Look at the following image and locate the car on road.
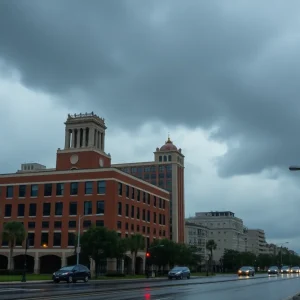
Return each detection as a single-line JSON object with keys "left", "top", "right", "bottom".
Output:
{"left": 290, "top": 266, "right": 300, "bottom": 274}
{"left": 268, "top": 266, "right": 279, "bottom": 275}
{"left": 280, "top": 266, "right": 291, "bottom": 274}
{"left": 52, "top": 264, "right": 91, "bottom": 283}
{"left": 237, "top": 266, "right": 255, "bottom": 277}
{"left": 168, "top": 266, "right": 191, "bottom": 280}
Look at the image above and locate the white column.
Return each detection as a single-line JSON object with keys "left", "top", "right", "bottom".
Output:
{"left": 71, "top": 129, "right": 75, "bottom": 148}
{"left": 82, "top": 128, "right": 86, "bottom": 148}
{"left": 61, "top": 253, "right": 66, "bottom": 267}
{"left": 101, "top": 133, "right": 105, "bottom": 151}
{"left": 97, "top": 131, "right": 100, "bottom": 149}
{"left": 88, "top": 127, "right": 94, "bottom": 147}
{"left": 76, "top": 129, "right": 80, "bottom": 148}
{"left": 34, "top": 253, "right": 40, "bottom": 274}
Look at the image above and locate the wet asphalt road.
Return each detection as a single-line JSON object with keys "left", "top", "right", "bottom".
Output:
{"left": 1, "top": 274, "right": 300, "bottom": 300}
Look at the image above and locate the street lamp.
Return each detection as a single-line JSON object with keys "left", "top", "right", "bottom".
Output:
{"left": 21, "top": 238, "right": 29, "bottom": 282}
{"left": 289, "top": 166, "right": 300, "bottom": 171}
{"left": 76, "top": 214, "right": 98, "bottom": 265}
{"left": 277, "top": 242, "right": 289, "bottom": 267}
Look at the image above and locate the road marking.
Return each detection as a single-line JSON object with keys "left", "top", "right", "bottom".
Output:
{"left": 0, "top": 288, "right": 42, "bottom": 293}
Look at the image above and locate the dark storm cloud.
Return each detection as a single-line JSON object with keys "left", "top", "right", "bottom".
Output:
{"left": 1, "top": 0, "right": 300, "bottom": 176}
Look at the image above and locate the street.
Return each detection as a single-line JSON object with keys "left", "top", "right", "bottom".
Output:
{"left": 1, "top": 274, "right": 300, "bottom": 300}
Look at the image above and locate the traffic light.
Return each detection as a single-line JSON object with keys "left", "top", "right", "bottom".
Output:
{"left": 146, "top": 252, "right": 150, "bottom": 258}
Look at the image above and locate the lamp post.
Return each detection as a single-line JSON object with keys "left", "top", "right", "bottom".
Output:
{"left": 277, "top": 242, "right": 289, "bottom": 267}
{"left": 76, "top": 214, "right": 98, "bottom": 265}
{"left": 21, "top": 238, "right": 29, "bottom": 282}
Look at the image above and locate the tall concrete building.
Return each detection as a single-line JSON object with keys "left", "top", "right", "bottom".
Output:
{"left": 245, "top": 229, "right": 266, "bottom": 255}
{"left": 113, "top": 136, "right": 185, "bottom": 243}
{"left": 185, "top": 222, "right": 208, "bottom": 260}
{"left": 187, "top": 211, "right": 246, "bottom": 262}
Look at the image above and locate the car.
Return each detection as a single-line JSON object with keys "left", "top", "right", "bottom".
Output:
{"left": 268, "top": 266, "right": 279, "bottom": 275}
{"left": 290, "top": 266, "right": 300, "bottom": 274}
{"left": 168, "top": 266, "right": 191, "bottom": 280}
{"left": 280, "top": 266, "right": 291, "bottom": 274}
{"left": 52, "top": 264, "right": 91, "bottom": 283}
{"left": 237, "top": 266, "right": 255, "bottom": 277}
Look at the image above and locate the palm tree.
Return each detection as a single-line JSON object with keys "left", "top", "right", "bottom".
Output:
{"left": 2, "top": 221, "right": 26, "bottom": 270}
{"left": 127, "top": 234, "right": 145, "bottom": 275}
{"left": 206, "top": 239, "right": 217, "bottom": 275}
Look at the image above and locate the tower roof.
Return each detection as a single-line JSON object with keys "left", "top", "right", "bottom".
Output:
{"left": 159, "top": 135, "right": 178, "bottom": 151}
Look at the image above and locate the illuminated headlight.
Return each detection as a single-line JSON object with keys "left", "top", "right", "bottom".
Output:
{"left": 53, "top": 272, "right": 56, "bottom": 276}
{"left": 176, "top": 272, "right": 182, "bottom": 275}
{"left": 61, "top": 272, "right": 69, "bottom": 275}
{"left": 268, "top": 270, "right": 270, "bottom": 272}
{"left": 246, "top": 271, "right": 249, "bottom": 273}
{"left": 238, "top": 270, "right": 241, "bottom": 273}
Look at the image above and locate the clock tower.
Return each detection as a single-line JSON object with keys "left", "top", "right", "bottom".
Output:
{"left": 56, "top": 112, "right": 111, "bottom": 171}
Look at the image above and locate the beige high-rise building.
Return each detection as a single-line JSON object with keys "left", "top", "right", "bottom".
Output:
{"left": 186, "top": 211, "right": 246, "bottom": 263}
{"left": 185, "top": 222, "right": 208, "bottom": 260}
{"left": 245, "top": 229, "right": 267, "bottom": 255}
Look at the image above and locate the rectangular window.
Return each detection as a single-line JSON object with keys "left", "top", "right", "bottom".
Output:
{"left": 19, "top": 185, "right": 26, "bottom": 197}
{"left": 159, "top": 156, "right": 162, "bottom": 162}
{"left": 166, "top": 165, "right": 172, "bottom": 171}
{"left": 4, "top": 204, "right": 12, "bottom": 217}
{"left": 125, "top": 204, "right": 129, "bottom": 217}
{"left": 6, "top": 186, "right": 13, "bottom": 198}
{"left": 117, "top": 221, "right": 122, "bottom": 229}
{"left": 118, "top": 183, "right": 122, "bottom": 196}
{"left": 42, "top": 221, "right": 49, "bottom": 228}
{"left": 27, "top": 232, "right": 35, "bottom": 247}
{"left": 68, "top": 233, "right": 75, "bottom": 246}
{"left": 162, "top": 200, "right": 166, "bottom": 209}
{"left": 97, "top": 181, "right": 106, "bottom": 194}
{"left": 144, "top": 167, "right": 151, "bottom": 172}
{"left": 68, "top": 220, "right": 76, "bottom": 228}
{"left": 55, "top": 202, "right": 63, "bottom": 215}
{"left": 69, "top": 202, "right": 77, "bottom": 215}
{"left": 153, "top": 212, "right": 156, "bottom": 223}
{"left": 153, "top": 196, "right": 157, "bottom": 207}
{"left": 159, "top": 166, "right": 165, "bottom": 172}
{"left": 125, "top": 222, "right": 129, "bottom": 230}
{"left": 131, "top": 206, "right": 134, "bottom": 218}
{"left": 18, "top": 204, "right": 25, "bottom": 217}
{"left": 28, "top": 222, "right": 35, "bottom": 229}
{"left": 137, "top": 207, "right": 140, "bottom": 219}
{"left": 131, "top": 188, "right": 135, "bottom": 199}
{"left": 147, "top": 210, "right": 150, "bottom": 222}
{"left": 44, "top": 184, "right": 52, "bottom": 196}
{"left": 151, "top": 173, "right": 156, "bottom": 179}
{"left": 56, "top": 183, "right": 64, "bottom": 196}
{"left": 159, "top": 198, "right": 162, "bottom": 208}
{"left": 43, "top": 203, "right": 51, "bottom": 216}
{"left": 118, "top": 202, "right": 122, "bottom": 215}
{"left": 53, "top": 232, "right": 61, "bottom": 246}
{"left": 54, "top": 221, "right": 62, "bottom": 228}
{"left": 143, "top": 192, "right": 146, "bottom": 203}
{"left": 83, "top": 220, "right": 91, "bottom": 228}
{"left": 70, "top": 182, "right": 78, "bottom": 195}
{"left": 96, "top": 201, "right": 104, "bottom": 214}
{"left": 166, "top": 172, "right": 172, "bottom": 179}
{"left": 29, "top": 203, "right": 36, "bottom": 217}
{"left": 126, "top": 185, "right": 129, "bottom": 198}
{"left": 96, "top": 220, "right": 104, "bottom": 227}
{"left": 41, "top": 232, "right": 48, "bottom": 247}
{"left": 85, "top": 181, "right": 93, "bottom": 194}
{"left": 84, "top": 201, "right": 92, "bottom": 215}
{"left": 159, "top": 173, "right": 164, "bottom": 179}
{"left": 142, "top": 209, "right": 146, "bottom": 221}
{"left": 147, "top": 193, "right": 150, "bottom": 205}
{"left": 31, "top": 185, "right": 38, "bottom": 197}
{"left": 131, "top": 167, "right": 137, "bottom": 173}
{"left": 137, "top": 190, "right": 140, "bottom": 201}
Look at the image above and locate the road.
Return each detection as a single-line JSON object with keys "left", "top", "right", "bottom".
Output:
{"left": 1, "top": 274, "right": 300, "bottom": 300}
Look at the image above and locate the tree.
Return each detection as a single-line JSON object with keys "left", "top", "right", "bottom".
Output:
{"left": 127, "top": 234, "right": 145, "bottom": 275}
{"left": 2, "top": 221, "right": 26, "bottom": 270}
{"left": 80, "top": 227, "right": 127, "bottom": 277}
{"left": 206, "top": 239, "right": 217, "bottom": 274}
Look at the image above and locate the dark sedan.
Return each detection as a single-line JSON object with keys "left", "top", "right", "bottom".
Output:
{"left": 280, "top": 266, "right": 291, "bottom": 274}
{"left": 268, "top": 266, "right": 279, "bottom": 275}
{"left": 291, "top": 266, "right": 300, "bottom": 273}
{"left": 168, "top": 266, "right": 190, "bottom": 280}
{"left": 238, "top": 266, "right": 255, "bottom": 276}
{"left": 52, "top": 264, "right": 91, "bottom": 283}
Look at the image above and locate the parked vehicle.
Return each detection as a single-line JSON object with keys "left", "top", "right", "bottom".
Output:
{"left": 237, "top": 266, "right": 255, "bottom": 276}
{"left": 268, "top": 266, "right": 279, "bottom": 275}
{"left": 290, "top": 266, "right": 300, "bottom": 273}
{"left": 52, "top": 264, "right": 91, "bottom": 283}
{"left": 168, "top": 266, "right": 191, "bottom": 280}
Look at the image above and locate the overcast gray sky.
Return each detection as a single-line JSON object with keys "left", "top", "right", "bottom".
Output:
{"left": 1, "top": 0, "right": 300, "bottom": 252}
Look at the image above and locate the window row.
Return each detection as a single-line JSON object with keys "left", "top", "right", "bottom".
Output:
{"left": 121, "top": 165, "right": 172, "bottom": 173}
{"left": 4, "top": 200, "right": 105, "bottom": 217}
{"left": 117, "top": 183, "right": 166, "bottom": 208}
{"left": 117, "top": 202, "right": 166, "bottom": 225}
{"left": 117, "top": 221, "right": 166, "bottom": 236}
{"left": 159, "top": 155, "right": 172, "bottom": 162}
{"left": 3, "top": 181, "right": 106, "bottom": 198}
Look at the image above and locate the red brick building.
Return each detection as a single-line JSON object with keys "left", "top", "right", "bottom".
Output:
{"left": 0, "top": 113, "right": 169, "bottom": 274}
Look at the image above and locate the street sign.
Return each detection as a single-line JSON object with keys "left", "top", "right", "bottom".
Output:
{"left": 76, "top": 246, "right": 81, "bottom": 254}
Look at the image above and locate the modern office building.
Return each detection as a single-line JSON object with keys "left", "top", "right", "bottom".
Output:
{"left": 0, "top": 113, "right": 170, "bottom": 274}
{"left": 186, "top": 211, "right": 247, "bottom": 262}
{"left": 245, "top": 229, "right": 266, "bottom": 255}
{"left": 113, "top": 136, "right": 185, "bottom": 243}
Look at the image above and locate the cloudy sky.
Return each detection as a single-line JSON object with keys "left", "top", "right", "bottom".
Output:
{"left": 1, "top": 0, "right": 300, "bottom": 251}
